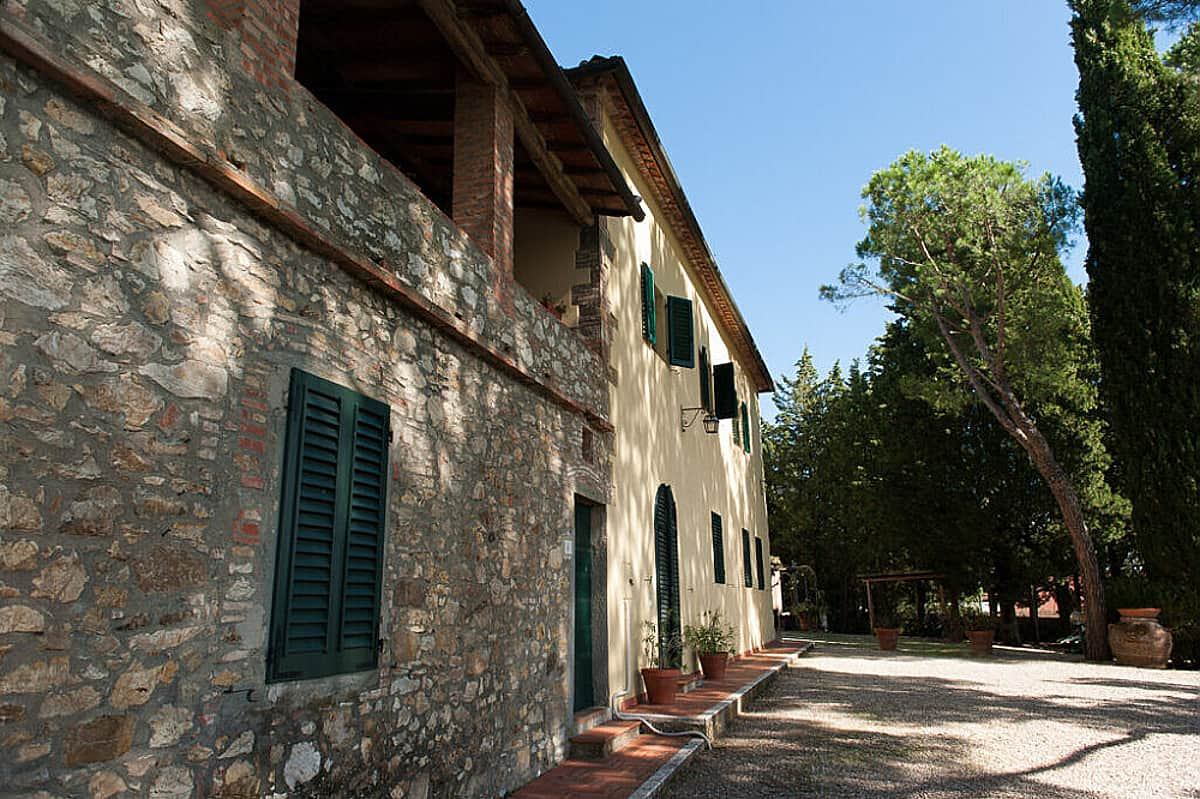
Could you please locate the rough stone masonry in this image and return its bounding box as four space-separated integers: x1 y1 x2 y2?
0 1 613 797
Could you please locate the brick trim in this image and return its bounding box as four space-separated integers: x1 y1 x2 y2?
0 11 613 433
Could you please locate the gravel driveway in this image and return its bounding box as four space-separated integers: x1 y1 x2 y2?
661 633 1200 799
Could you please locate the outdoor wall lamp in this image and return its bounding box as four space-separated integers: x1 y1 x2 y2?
680 407 720 434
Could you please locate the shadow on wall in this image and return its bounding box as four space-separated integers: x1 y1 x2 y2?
0 32 583 799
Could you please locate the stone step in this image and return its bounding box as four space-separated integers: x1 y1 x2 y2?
571 705 611 737
568 720 642 761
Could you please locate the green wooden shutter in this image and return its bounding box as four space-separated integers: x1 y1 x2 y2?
742 529 753 588
755 537 765 590
741 402 751 453
653 485 682 668
338 399 389 668
711 512 725 584
270 369 389 682
666 296 694 368
713 362 737 419
641 263 656 345
732 410 740 446
699 347 712 411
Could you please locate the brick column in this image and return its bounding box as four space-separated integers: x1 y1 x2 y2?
453 69 515 281
204 0 301 91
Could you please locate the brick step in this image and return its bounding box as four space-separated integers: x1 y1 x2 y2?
677 674 703 694
571 706 612 737
568 720 642 761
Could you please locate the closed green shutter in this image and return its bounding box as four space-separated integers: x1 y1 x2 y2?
641 263 656 345
699 347 712 411
742 529 753 588
732 411 740 446
713 362 737 419
741 402 751 453
666 296 694 368
270 369 389 682
755 537 765 590
711 512 725 584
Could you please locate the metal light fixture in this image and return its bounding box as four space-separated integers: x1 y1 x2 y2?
681 407 720 434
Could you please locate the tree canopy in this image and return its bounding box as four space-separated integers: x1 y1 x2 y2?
820 147 1112 659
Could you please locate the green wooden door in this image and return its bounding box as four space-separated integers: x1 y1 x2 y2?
573 501 594 711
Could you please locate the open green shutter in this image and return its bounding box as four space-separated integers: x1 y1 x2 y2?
711 512 725 584
666 296 694 368
699 348 712 411
713 363 737 419
741 402 751 452
755 537 765 590
641 263 656 345
742 529 753 588
338 397 389 670
270 369 389 683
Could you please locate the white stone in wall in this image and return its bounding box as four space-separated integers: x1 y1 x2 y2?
284 741 321 789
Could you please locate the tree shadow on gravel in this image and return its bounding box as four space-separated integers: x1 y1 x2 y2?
660 649 1196 799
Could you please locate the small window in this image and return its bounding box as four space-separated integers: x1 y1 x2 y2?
699 347 712 412
640 263 656 346
711 512 726 584
742 529 753 588
755 537 765 590
269 369 390 682
666 296 694 368
741 402 751 453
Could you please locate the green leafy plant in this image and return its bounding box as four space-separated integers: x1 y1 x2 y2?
682 610 736 655
961 607 997 632
641 620 681 669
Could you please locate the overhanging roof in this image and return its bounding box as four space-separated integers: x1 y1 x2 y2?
297 0 643 223
568 56 774 393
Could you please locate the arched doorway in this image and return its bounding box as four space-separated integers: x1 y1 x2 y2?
653 484 682 668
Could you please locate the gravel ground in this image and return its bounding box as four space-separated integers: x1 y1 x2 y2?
661 633 1200 799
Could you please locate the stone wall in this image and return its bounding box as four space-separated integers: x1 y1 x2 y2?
0 7 611 797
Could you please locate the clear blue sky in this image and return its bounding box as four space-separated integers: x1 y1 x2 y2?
525 1 1097 416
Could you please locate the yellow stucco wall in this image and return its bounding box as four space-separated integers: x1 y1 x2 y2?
599 110 774 704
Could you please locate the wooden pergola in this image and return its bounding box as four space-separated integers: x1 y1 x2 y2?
860 571 945 630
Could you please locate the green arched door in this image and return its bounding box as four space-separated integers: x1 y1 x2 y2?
653 485 682 668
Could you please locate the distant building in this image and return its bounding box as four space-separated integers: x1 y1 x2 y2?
0 2 772 797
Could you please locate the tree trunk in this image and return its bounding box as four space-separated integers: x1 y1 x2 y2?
1019 425 1109 660
932 314 1109 659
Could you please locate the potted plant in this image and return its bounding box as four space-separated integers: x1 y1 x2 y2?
791 600 817 631
683 610 736 681
640 621 682 704
961 607 997 655
873 612 900 651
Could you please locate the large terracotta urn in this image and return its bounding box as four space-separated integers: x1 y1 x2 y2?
1108 608 1173 669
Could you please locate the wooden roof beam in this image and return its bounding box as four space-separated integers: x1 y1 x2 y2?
416 0 593 226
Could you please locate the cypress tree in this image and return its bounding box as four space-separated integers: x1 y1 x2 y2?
1071 1 1200 592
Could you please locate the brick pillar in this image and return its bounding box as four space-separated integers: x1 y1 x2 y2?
453 69 515 281
572 218 618 375
204 0 301 91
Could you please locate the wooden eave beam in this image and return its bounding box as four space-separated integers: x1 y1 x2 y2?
417 0 593 227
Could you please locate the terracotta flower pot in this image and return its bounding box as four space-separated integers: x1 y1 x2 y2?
640 668 680 705
698 653 729 681
966 629 995 656
874 627 900 651
1117 608 1161 620
1109 609 1172 669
